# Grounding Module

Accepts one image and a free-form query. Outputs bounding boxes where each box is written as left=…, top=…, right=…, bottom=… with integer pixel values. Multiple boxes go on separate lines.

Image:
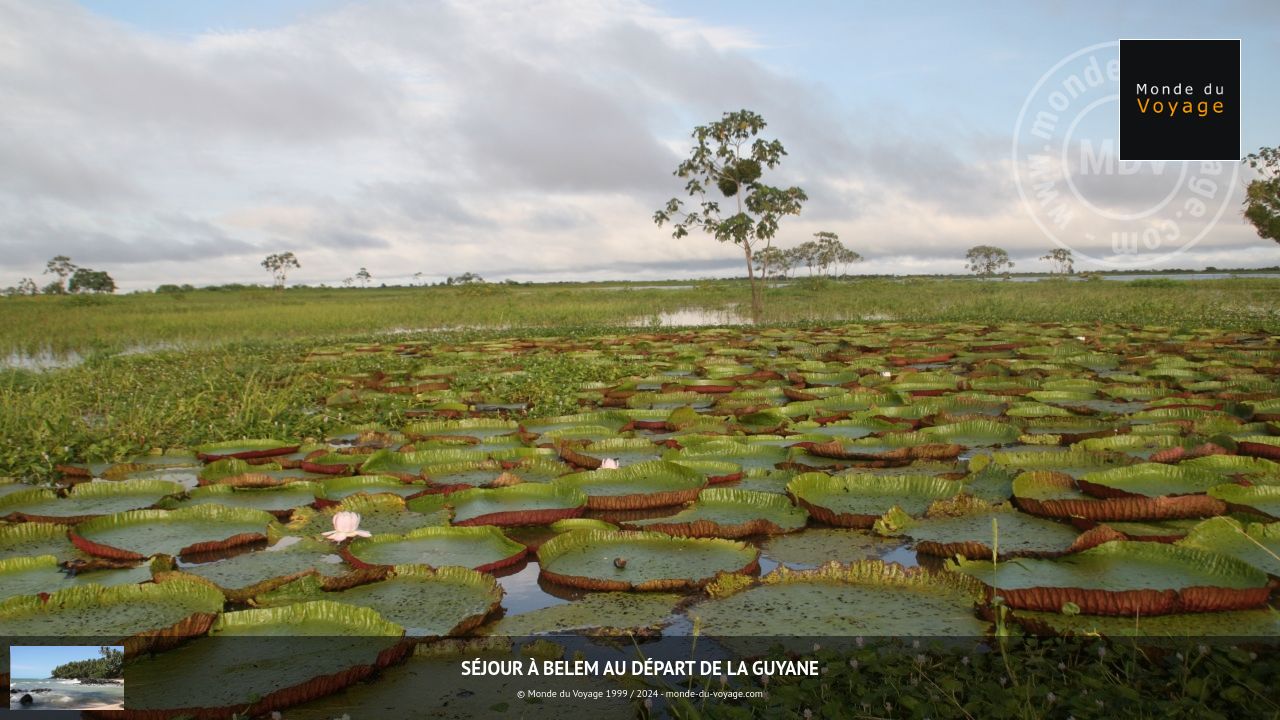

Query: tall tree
left=43, top=255, right=77, bottom=294
left=965, top=245, right=1014, bottom=277
left=1243, top=147, right=1280, bottom=244
left=355, top=267, right=372, bottom=287
left=1040, top=248, right=1074, bottom=274
left=261, top=252, right=300, bottom=290
left=654, top=109, right=807, bottom=322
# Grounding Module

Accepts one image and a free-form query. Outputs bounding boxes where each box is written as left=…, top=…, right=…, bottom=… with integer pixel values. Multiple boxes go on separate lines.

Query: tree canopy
left=965, top=245, right=1014, bottom=277
left=1243, top=147, right=1280, bottom=244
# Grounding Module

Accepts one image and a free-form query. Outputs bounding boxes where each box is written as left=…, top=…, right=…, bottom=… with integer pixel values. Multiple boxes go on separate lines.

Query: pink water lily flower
left=600, top=458, right=620, bottom=469
left=322, top=511, right=372, bottom=542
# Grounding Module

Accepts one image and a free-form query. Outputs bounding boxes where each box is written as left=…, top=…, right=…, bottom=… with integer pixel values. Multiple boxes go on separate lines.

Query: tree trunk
left=743, top=244, right=762, bottom=323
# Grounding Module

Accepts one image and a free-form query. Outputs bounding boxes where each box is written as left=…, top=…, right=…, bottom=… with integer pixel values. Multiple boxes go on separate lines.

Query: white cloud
left=0, top=0, right=1271, bottom=292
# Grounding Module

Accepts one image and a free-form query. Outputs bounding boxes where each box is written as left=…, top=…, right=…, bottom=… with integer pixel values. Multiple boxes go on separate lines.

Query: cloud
left=0, top=0, right=1273, bottom=291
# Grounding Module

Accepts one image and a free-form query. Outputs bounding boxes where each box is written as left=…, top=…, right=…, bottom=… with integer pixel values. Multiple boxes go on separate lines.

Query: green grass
left=2, top=277, right=1278, bottom=358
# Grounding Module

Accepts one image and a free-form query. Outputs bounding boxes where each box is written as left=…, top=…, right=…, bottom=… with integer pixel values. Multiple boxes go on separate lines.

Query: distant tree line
left=2, top=255, right=116, bottom=297
left=753, top=231, right=863, bottom=279
left=49, top=647, right=123, bottom=680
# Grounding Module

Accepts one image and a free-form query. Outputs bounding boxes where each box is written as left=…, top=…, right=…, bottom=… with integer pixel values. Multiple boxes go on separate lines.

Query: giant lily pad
left=1013, top=470, right=1226, bottom=521
left=1078, top=463, right=1223, bottom=498
left=194, top=439, right=301, bottom=462
left=290, top=494, right=450, bottom=537
left=161, top=537, right=350, bottom=601
left=0, top=554, right=151, bottom=602
left=71, top=505, right=279, bottom=561
left=0, top=576, right=224, bottom=641
left=553, top=460, right=707, bottom=510
left=322, top=475, right=429, bottom=500
left=255, top=565, right=501, bottom=637
left=880, top=501, right=1089, bottom=559
left=0, top=479, right=184, bottom=523
left=173, top=481, right=324, bottom=517
left=0, top=522, right=76, bottom=562
left=120, top=601, right=405, bottom=717
left=537, top=529, right=759, bottom=591
left=949, top=540, right=1272, bottom=615
left=359, top=449, right=489, bottom=480
left=761, top=529, right=901, bottom=569
left=407, top=483, right=587, bottom=526
left=620, top=488, right=808, bottom=538
left=1177, top=516, right=1280, bottom=576
left=786, top=472, right=962, bottom=528
left=688, top=561, right=987, bottom=638
left=1209, top=483, right=1280, bottom=519
left=917, top=420, right=1020, bottom=446
left=487, top=592, right=683, bottom=636
left=343, top=526, right=526, bottom=573
left=1013, top=606, right=1280, bottom=638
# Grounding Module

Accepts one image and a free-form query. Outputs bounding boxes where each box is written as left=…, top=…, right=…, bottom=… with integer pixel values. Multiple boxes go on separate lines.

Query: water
left=9, top=679, right=123, bottom=710
left=629, top=308, right=750, bottom=327
left=2, top=342, right=186, bottom=372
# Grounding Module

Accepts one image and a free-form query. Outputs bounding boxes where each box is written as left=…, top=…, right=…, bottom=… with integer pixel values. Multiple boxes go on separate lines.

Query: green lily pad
left=917, top=420, right=1020, bottom=446
left=1209, top=484, right=1280, bottom=519
left=175, top=481, right=324, bottom=514
left=537, top=529, right=758, bottom=591
left=0, top=554, right=151, bottom=602
left=553, top=460, right=707, bottom=510
left=72, top=505, right=279, bottom=560
left=688, top=561, right=987, bottom=638
left=1014, top=606, right=1280, bottom=638
left=408, top=483, right=587, bottom=526
left=194, top=439, right=301, bottom=461
left=344, top=526, right=526, bottom=573
left=280, top=640, right=628, bottom=720
left=1079, top=463, right=1223, bottom=497
left=322, top=474, right=429, bottom=499
left=883, top=503, right=1084, bottom=559
left=121, top=601, right=404, bottom=714
left=761, top=529, right=902, bottom=569
left=950, top=540, right=1271, bottom=615
left=290, top=494, right=450, bottom=537
left=169, top=537, right=349, bottom=600
left=0, top=480, right=184, bottom=522
left=786, top=472, right=962, bottom=528
left=0, top=522, right=76, bottom=562
left=0, top=576, right=224, bottom=638
left=488, top=592, right=683, bottom=636
left=620, top=488, right=808, bottom=537
left=1177, top=517, right=1280, bottom=576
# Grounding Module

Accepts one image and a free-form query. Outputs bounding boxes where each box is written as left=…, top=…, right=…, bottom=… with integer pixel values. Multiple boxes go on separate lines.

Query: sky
left=9, top=645, right=120, bottom=678
left=1, top=0, right=1278, bottom=291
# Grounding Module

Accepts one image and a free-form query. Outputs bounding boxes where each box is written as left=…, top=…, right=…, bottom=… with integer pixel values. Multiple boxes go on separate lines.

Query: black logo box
left=1119, top=39, right=1240, bottom=162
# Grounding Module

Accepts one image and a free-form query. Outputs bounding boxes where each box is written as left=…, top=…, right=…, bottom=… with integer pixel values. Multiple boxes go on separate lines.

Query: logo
left=1012, top=41, right=1239, bottom=267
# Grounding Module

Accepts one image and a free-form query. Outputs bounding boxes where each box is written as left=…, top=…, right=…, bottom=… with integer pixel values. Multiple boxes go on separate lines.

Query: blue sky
left=1, top=1, right=1277, bottom=290
left=10, top=645, right=120, bottom=678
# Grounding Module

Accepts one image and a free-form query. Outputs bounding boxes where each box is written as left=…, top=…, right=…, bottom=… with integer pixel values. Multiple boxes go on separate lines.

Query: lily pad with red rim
left=194, top=439, right=301, bottom=462
left=408, top=483, right=587, bottom=527
left=253, top=564, right=501, bottom=637
left=343, top=526, right=526, bottom=573
left=536, top=529, right=759, bottom=591
left=619, top=488, right=808, bottom=538
left=552, top=460, right=707, bottom=510
left=70, top=505, right=280, bottom=561
left=786, top=472, right=962, bottom=528
left=949, top=540, right=1272, bottom=615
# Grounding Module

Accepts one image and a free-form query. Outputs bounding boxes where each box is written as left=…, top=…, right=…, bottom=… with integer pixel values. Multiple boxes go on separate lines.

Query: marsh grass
left=1, top=278, right=1277, bottom=358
